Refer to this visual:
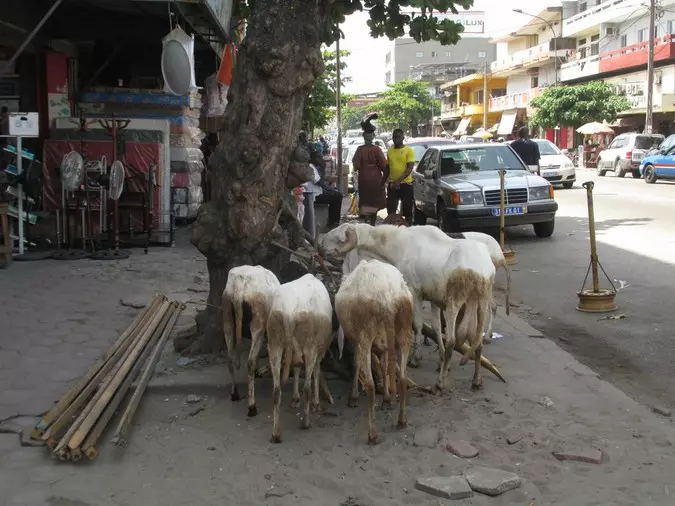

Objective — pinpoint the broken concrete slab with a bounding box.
[552,448,603,464]
[413,428,439,448]
[446,439,479,458]
[415,476,472,500]
[464,466,521,496]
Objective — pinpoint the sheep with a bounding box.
[335,259,414,444]
[222,265,280,417]
[266,273,334,443]
[320,223,495,392]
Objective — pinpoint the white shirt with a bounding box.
[302,163,323,195]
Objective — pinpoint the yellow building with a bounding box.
[441,73,507,136]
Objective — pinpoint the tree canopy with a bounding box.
[341,104,369,131]
[529,82,631,130]
[303,49,350,136]
[372,80,440,133]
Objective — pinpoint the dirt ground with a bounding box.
[2,231,675,505]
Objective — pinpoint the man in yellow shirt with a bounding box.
[386,128,416,224]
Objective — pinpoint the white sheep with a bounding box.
[335,259,414,444]
[266,273,334,443]
[320,223,495,391]
[222,265,280,417]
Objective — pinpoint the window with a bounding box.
[578,38,587,47]
[474,89,484,104]
[668,20,675,35]
[385,71,391,84]
[579,47,587,59]
[445,51,452,57]
[415,150,433,173]
[654,26,660,39]
[431,51,437,58]
[478,51,486,58]
[385,52,391,64]
[579,2,587,12]
[620,34,627,48]
[591,34,599,42]
[531,75,539,88]
[491,88,507,98]
[415,51,424,58]
[638,28,648,43]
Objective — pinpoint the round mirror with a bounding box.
[162,39,191,96]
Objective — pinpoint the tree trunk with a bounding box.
[186,0,329,354]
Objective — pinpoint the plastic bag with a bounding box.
[204,73,228,117]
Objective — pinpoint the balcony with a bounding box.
[599,35,675,73]
[562,0,642,37]
[442,103,485,118]
[489,87,541,112]
[491,40,572,75]
[560,54,600,82]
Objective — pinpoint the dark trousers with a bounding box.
[314,191,344,227]
[387,183,414,223]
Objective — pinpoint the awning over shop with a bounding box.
[453,117,472,136]
[497,110,518,136]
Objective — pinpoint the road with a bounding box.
[503,169,675,409]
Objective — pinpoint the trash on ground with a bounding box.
[598,313,626,321]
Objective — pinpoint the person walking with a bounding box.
[352,113,387,225]
[510,126,541,173]
[386,128,415,224]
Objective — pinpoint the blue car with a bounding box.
[640,134,675,184]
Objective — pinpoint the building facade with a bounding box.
[560,0,675,136]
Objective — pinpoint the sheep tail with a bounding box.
[282,344,293,384]
[337,326,345,360]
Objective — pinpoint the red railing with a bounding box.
[599,34,675,72]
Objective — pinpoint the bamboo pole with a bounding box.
[32,295,161,439]
[80,304,178,459]
[108,303,182,449]
[43,297,164,445]
[50,298,168,458]
[65,299,172,453]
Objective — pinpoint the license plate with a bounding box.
[492,206,526,217]
[542,171,560,177]
[633,154,644,161]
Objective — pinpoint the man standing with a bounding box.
[510,126,541,173]
[386,128,415,224]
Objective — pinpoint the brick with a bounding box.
[465,467,521,497]
[446,439,479,458]
[415,476,472,500]
[553,448,603,465]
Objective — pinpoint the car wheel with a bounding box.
[644,165,658,184]
[413,205,427,225]
[533,219,555,238]
[597,165,607,176]
[631,169,641,179]
[436,201,458,233]
[616,160,626,177]
[562,181,574,189]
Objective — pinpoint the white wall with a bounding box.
[507,73,531,95]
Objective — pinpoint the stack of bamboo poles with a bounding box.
[30,295,183,461]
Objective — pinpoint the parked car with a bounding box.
[406,137,457,167]
[639,140,675,184]
[596,132,664,178]
[533,139,576,189]
[459,135,485,144]
[412,143,558,237]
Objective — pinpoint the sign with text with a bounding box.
[403,10,485,34]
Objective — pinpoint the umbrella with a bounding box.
[473,129,493,139]
[577,122,614,135]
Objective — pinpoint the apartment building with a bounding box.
[489,7,576,143]
[560,0,675,135]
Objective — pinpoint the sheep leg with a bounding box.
[483,297,497,345]
[301,354,318,430]
[268,343,284,444]
[349,349,361,408]
[222,294,241,402]
[379,348,392,410]
[311,366,321,413]
[471,301,488,391]
[227,359,240,402]
[246,322,265,417]
[363,350,379,445]
[319,371,334,405]
[437,304,458,393]
[430,304,445,371]
[397,332,411,429]
[372,352,385,397]
[290,367,301,408]
[408,297,424,369]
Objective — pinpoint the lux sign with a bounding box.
[404,11,485,34]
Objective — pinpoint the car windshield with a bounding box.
[409,140,456,162]
[535,140,561,156]
[439,145,527,174]
[635,135,664,150]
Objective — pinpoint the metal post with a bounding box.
[335,28,343,195]
[16,136,24,255]
[498,169,506,250]
[483,60,489,130]
[645,0,656,134]
[583,181,600,292]
[0,0,64,77]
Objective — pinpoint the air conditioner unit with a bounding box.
[604,26,617,37]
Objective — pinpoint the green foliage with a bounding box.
[529,82,631,130]
[303,49,350,136]
[371,80,440,133]
[341,104,369,131]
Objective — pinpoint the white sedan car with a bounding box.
[533,139,576,189]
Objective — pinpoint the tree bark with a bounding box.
[186,0,329,354]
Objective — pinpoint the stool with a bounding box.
[0,202,11,268]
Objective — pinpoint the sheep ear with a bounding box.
[344,226,358,250]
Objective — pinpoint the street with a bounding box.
[504,169,675,409]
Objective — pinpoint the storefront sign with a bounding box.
[403,11,485,34]
[611,82,645,109]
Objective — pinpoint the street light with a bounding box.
[512,9,558,87]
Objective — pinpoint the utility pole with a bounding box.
[645,0,656,133]
[336,29,343,193]
[483,59,489,130]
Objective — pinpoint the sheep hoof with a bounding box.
[310,403,322,413]
[459,356,470,366]
[423,338,433,347]
[231,390,241,402]
[471,380,484,391]
[407,355,421,369]
[381,399,393,410]
[433,383,444,395]
[348,397,359,408]
[270,434,282,444]
[397,419,408,429]
[290,398,300,409]
[368,434,380,446]
[247,405,258,417]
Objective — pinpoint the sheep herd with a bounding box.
[223,221,509,444]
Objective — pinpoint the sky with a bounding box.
[336,0,559,94]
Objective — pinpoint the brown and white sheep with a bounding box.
[335,258,414,445]
[266,273,334,443]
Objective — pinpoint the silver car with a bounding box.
[412,143,558,238]
[597,132,664,178]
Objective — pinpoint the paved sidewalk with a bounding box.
[1,232,675,505]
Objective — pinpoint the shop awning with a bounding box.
[497,110,518,136]
[453,117,472,136]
